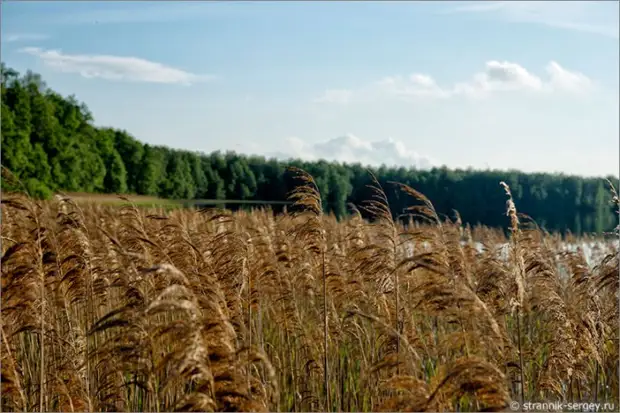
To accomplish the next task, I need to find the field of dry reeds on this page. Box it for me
[1,169,618,412]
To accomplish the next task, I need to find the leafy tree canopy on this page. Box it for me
[1,64,618,235]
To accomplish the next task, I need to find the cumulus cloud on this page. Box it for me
[2,33,50,43]
[471,60,543,91]
[269,134,439,169]
[315,60,594,103]
[457,60,593,97]
[19,47,214,85]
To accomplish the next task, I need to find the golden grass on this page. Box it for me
[1,171,618,412]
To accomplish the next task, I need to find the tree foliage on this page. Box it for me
[1,64,618,234]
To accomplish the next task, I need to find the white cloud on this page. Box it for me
[376,73,452,99]
[545,61,593,93]
[443,1,619,39]
[19,47,214,85]
[315,60,595,103]
[2,33,50,43]
[268,134,440,169]
[453,60,546,98]
[478,60,543,90]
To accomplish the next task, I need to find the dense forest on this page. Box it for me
[1,64,618,234]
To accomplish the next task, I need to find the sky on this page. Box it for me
[1,0,619,177]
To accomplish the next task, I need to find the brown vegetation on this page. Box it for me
[1,170,618,412]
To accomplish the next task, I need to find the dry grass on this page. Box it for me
[1,171,618,412]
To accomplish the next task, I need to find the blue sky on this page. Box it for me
[2,1,618,177]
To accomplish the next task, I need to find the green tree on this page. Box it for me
[136,145,165,196]
[113,130,144,193]
[160,151,195,199]
[2,62,618,233]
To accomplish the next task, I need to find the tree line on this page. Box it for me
[2,64,618,235]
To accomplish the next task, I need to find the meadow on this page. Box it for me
[1,168,618,412]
